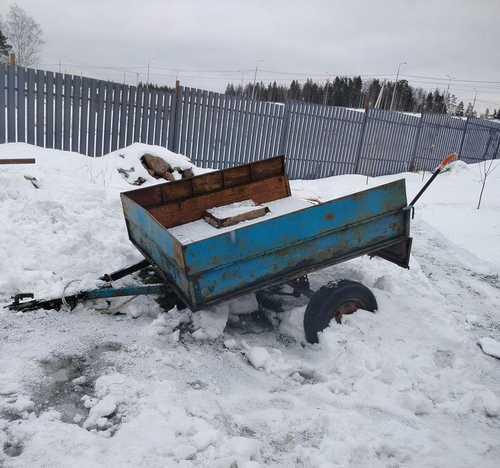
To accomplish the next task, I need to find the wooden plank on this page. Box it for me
[125,155,287,209]
[118,85,128,149]
[35,70,45,146]
[149,175,289,228]
[103,81,113,154]
[54,72,63,149]
[45,71,54,147]
[7,65,15,142]
[192,171,224,194]
[63,74,72,151]
[95,80,105,156]
[126,86,136,146]
[0,64,5,143]
[88,79,97,156]
[0,158,36,164]
[222,165,252,187]
[203,203,269,228]
[71,75,81,152]
[79,78,89,155]
[111,83,120,150]
[16,67,26,142]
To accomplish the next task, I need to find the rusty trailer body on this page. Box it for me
[120,156,412,311]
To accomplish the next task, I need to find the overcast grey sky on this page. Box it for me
[2,0,500,113]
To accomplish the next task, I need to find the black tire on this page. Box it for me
[303,280,378,344]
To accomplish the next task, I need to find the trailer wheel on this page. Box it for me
[303,280,377,344]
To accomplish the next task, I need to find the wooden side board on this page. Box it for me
[123,155,291,229]
[149,175,289,228]
[125,156,288,209]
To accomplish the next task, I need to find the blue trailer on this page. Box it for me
[119,155,412,342]
[8,155,417,343]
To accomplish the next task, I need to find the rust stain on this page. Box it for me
[325,213,335,221]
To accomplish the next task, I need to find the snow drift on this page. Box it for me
[1,143,500,467]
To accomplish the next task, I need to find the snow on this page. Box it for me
[478,337,500,359]
[1,142,500,467]
[206,199,259,219]
[169,196,313,245]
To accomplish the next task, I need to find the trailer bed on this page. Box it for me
[168,196,313,245]
[121,156,412,310]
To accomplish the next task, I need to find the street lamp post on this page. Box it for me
[252,60,264,100]
[390,61,407,111]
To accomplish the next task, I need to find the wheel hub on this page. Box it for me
[334,301,359,323]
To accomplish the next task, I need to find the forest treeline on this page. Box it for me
[224,77,499,118]
[147,77,498,119]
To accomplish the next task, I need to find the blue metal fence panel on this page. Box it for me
[414,113,465,171]
[3,64,500,177]
[0,64,5,143]
[79,77,89,154]
[35,70,45,146]
[71,75,81,152]
[7,65,15,142]
[45,71,54,148]
[16,67,25,142]
[358,109,419,176]
[103,81,113,154]
[54,73,63,149]
[26,68,35,145]
[118,84,128,149]
[461,118,500,163]
[95,81,105,156]
[63,74,72,151]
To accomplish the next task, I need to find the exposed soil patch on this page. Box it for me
[31,342,124,427]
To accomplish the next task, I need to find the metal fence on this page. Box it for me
[2,63,500,178]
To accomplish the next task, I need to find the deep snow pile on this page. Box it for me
[1,143,500,467]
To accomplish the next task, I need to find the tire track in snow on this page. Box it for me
[412,220,500,340]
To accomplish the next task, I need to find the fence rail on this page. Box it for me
[2,63,499,178]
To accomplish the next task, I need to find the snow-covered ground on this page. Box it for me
[1,143,499,467]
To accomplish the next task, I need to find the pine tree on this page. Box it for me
[465,102,476,118]
[0,28,11,61]
[424,92,434,112]
[446,94,457,115]
[432,89,446,114]
[455,101,464,117]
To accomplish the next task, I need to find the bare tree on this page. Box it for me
[4,3,44,66]
[477,158,499,209]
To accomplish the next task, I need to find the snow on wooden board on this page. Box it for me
[205,200,259,219]
[168,196,314,245]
